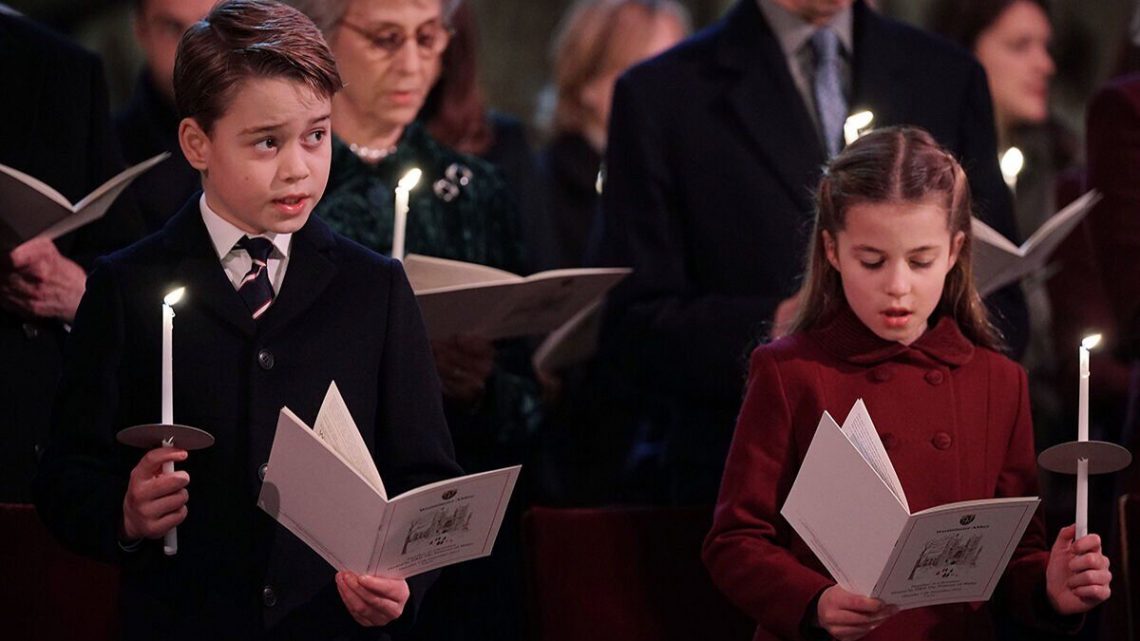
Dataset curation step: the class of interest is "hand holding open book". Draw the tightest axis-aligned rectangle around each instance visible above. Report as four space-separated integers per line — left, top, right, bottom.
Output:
257 382 519 579
780 400 1039 609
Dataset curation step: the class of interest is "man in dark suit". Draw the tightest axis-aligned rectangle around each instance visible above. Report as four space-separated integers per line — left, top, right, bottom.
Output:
589 0 1027 503
0 11 142 502
34 2 461 638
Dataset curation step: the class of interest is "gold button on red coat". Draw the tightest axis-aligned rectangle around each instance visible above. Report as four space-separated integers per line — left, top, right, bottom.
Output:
925 370 944 385
931 432 952 450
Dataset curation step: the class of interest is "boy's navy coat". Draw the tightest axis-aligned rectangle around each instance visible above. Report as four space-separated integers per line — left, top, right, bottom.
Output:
35 197 462 640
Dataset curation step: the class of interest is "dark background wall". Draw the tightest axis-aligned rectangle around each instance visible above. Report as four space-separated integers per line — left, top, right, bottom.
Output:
8 0 1134 144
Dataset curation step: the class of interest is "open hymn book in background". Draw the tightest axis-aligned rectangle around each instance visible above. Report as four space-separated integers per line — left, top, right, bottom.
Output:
403 254 630 341
257 382 520 579
971 189 1100 297
780 400 1039 609
0 152 168 249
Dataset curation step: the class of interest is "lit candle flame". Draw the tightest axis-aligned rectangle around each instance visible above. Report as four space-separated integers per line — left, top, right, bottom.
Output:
999 147 1023 189
397 168 422 192
164 287 186 307
843 110 874 145
1082 333 1103 350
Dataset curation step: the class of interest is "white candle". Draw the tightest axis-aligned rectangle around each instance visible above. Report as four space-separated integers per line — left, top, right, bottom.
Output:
161 287 184 556
162 303 174 425
161 288 184 425
1076 333 1101 539
392 168 422 262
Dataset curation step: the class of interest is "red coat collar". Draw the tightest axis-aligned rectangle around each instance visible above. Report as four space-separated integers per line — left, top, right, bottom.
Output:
809 306 975 367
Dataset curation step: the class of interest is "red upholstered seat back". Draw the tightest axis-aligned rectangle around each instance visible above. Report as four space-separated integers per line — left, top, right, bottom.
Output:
523 506 755 641
0 503 120 641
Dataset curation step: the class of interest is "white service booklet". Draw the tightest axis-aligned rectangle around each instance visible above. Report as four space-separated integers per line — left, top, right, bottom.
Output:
971 189 1100 297
257 382 520 579
402 254 630 341
0 152 169 249
780 399 1039 610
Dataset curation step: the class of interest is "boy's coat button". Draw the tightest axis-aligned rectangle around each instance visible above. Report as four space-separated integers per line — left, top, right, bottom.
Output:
262 585 277 607
257 349 275 370
258 463 268 481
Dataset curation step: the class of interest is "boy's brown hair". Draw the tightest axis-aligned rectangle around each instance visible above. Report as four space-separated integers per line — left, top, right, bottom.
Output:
789 126 1002 351
173 0 342 134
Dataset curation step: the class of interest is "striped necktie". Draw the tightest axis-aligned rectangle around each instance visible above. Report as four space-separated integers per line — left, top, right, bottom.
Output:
236 236 275 319
810 28 847 158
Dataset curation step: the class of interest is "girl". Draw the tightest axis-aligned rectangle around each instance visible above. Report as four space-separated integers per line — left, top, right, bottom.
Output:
702 127 1111 641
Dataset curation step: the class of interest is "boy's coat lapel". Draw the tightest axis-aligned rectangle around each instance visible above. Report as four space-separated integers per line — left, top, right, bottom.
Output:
163 198 257 337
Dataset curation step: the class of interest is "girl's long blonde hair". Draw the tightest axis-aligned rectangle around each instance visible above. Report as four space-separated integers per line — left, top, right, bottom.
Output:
789 126 1002 350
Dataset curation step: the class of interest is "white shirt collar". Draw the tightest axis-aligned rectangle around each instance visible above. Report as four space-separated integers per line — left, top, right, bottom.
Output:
198 193 292 259
757 0 854 59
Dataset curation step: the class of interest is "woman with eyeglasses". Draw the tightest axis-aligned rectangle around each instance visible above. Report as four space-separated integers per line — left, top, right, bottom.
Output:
286 1 537 639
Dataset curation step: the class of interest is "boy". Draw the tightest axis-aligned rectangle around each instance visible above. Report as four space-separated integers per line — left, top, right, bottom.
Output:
33 2 462 639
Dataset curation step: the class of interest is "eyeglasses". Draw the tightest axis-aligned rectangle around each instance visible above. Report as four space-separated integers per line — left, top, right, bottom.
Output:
338 19 452 59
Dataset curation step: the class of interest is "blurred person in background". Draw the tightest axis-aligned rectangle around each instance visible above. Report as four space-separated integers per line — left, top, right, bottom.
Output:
534 0 689 505
288 1 537 639
538 0 689 270
0 10 142 501
420 1 554 272
114 0 214 232
933 0 1129 450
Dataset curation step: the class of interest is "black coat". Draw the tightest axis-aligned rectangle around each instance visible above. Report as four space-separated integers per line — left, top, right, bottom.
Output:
35 198 462 640
0 13 142 501
589 0 1027 502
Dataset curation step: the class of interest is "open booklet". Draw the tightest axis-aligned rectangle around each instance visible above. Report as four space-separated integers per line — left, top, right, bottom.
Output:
402 253 630 341
971 189 1100 297
780 399 1039 610
256 382 520 579
0 152 169 249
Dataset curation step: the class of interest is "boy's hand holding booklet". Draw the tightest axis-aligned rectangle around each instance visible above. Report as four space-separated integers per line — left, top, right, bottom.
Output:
257 382 519 579
780 400 1039 609
0 152 169 249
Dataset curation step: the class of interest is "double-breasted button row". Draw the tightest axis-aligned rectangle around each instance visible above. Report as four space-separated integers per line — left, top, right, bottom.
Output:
924 370 944 385
262 585 277 607
257 349 274 370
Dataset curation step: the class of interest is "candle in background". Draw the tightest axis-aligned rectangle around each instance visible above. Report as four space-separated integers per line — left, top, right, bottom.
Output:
1000 147 1024 191
1076 333 1102 538
392 168 422 262
843 110 874 146
161 286 185 556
